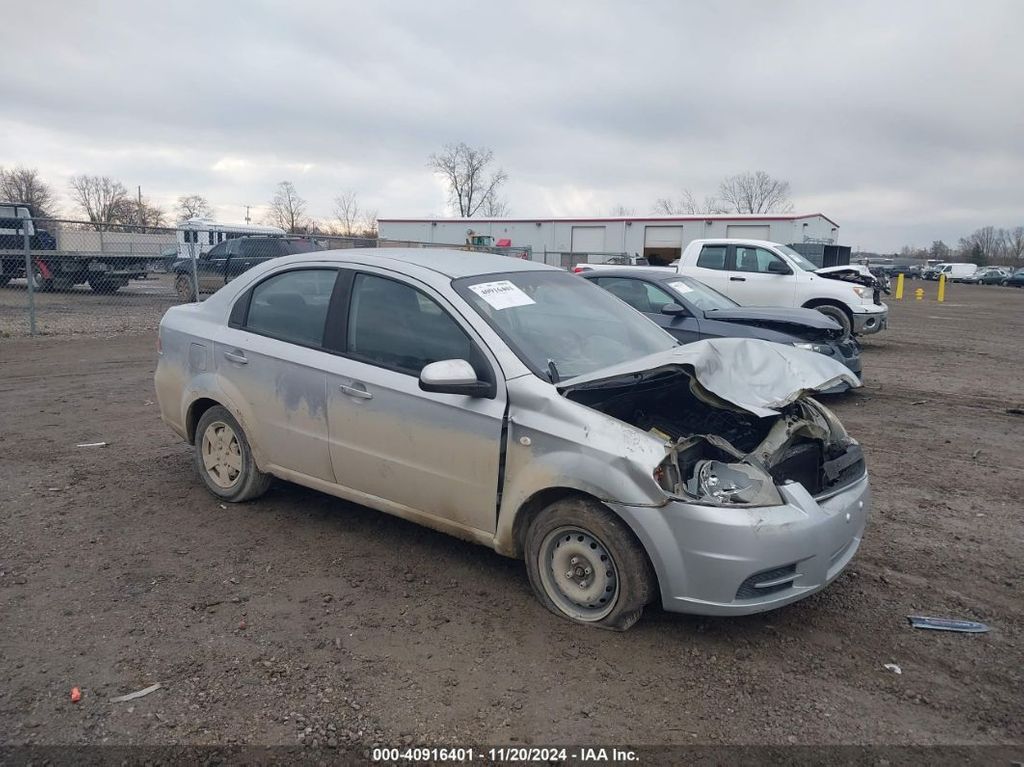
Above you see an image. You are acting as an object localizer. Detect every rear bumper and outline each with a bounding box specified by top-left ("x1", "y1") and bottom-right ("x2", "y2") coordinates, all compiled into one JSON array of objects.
[{"x1": 610, "y1": 474, "x2": 870, "y2": 616}]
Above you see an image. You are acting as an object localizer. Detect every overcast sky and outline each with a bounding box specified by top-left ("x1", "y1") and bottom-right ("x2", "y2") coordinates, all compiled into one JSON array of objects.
[{"x1": 2, "y1": 0, "x2": 1022, "y2": 251}]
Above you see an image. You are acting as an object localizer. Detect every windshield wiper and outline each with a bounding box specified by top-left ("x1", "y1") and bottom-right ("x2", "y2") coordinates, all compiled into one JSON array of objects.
[{"x1": 547, "y1": 359, "x2": 561, "y2": 384}]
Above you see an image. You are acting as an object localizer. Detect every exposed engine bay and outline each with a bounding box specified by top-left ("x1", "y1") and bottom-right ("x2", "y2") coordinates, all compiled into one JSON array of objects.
[
  {"x1": 566, "y1": 369, "x2": 866, "y2": 506},
  {"x1": 816, "y1": 264, "x2": 891, "y2": 295}
]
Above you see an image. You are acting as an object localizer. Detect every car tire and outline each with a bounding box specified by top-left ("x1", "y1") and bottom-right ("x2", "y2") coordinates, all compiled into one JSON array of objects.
[
  {"x1": 813, "y1": 303, "x2": 853, "y2": 338},
  {"x1": 524, "y1": 497, "x2": 655, "y2": 631},
  {"x1": 87, "y1": 276, "x2": 123, "y2": 294},
  {"x1": 1001, "y1": 280, "x2": 1009, "y2": 287},
  {"x1": 29, "y1": 264, "x2": 53, "y2": 292},
  {"x1": 175, "y1": 273, "x2": 197, "y2": 302},
  {"x1": 0, "y1": 273, "x2": 11, "y2": 288},
  {"x1": 193, "y1": 406, "x2": 271, "y2": 503}
]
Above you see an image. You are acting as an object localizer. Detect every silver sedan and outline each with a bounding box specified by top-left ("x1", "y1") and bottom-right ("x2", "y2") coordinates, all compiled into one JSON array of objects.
[{"x1": 155, "y1": 249, "x2": 870, "y2": 630}]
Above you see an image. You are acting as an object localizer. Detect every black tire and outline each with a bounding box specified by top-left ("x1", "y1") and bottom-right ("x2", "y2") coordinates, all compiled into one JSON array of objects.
[
  {"x1": 0, "y1": 274, "x2": 10, "y2": 288},
  {"x1": 1001, "y1": 280, "x2": 1009, "y2": 287},
  {"x1": 524, "y1": 497, "x2": 655, "y2": 631},
  {"x1": 175, "y1": 272, "x2": 197, "y2": 302},
  {"x1": 87, "y1": 276, "x2": 123, "y2": 294},
  {"x1": 813, "y1": 303, "x2": 853, "y2": 338},
  {"x1": 193, "y1": 405, "x2": 271, "y2": 502}
]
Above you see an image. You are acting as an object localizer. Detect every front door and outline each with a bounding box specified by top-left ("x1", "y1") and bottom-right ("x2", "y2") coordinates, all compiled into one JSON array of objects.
[
  {"x1": 323, "y1": 269, "x2": 506, "y2": 535},
  {"x1": 724, "y1": 245, "x2": 797, "y2": 306},
  {"x1": 198, "y1": 241, "x2": 230, "y2": 292}
]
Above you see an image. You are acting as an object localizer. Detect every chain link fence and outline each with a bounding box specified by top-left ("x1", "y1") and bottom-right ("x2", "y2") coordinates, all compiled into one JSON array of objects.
[{"x1": 0, "y1": 218, "x2": 542, "y2": 338}]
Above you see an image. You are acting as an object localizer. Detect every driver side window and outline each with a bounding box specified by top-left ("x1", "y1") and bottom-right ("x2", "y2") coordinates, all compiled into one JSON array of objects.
[{"x1": 734, "y1": 247, "x2": 786, "y2": 274}]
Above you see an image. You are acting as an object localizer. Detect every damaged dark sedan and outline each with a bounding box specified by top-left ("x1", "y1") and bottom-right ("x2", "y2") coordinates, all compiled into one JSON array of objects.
[
  {"x1": 156, "y1": 249, "x2": 870, "y2": 630},
  {"x1": 581, "y1": 269, "x2": 862, "y2": 389}
]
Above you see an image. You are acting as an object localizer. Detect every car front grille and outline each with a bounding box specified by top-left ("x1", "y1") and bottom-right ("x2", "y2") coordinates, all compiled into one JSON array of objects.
[{"x1": 735, "y1": 563, "x2": 798, "y2": 600}]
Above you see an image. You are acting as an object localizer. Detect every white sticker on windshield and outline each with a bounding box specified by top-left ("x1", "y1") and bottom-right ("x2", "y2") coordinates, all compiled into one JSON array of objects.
[
  {"x1": 467, "y1": 280, "x2": 536, "y2": 310},
  {"x1": 668, "y1": 281, "x2": 694, "y2": 294}
]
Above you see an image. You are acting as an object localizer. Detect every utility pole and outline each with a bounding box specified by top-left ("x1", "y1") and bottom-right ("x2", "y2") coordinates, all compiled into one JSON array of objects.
[{"x1": 245, "y1": 205, "x2": 251, "y2": 225}]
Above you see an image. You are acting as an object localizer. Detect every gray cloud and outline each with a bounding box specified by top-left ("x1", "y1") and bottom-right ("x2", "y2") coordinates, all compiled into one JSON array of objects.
[{"x1": 2, "y1": 0, "x2": 1021, "y2": 249}]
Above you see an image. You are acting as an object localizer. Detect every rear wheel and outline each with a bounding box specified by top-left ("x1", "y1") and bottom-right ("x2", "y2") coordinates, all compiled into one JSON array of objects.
[
  {"x1": 175, "y1": 273, "x2": 197, "y2": 302},
  {"x1": 0, "y1": 273, "x2": 10, "y2": 288},
  {"x1": 87, "y1": 276, "x2": 126, "y2": 293},
  {"x1": 193, "y1": 406, "x2": 271, "y2": 502},
  {"x1": 524, "y1": 497, "x2": 655, "y2": 631}
]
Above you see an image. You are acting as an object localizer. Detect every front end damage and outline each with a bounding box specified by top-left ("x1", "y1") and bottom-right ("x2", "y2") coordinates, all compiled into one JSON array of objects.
[{"x1": 558, "y1": 338, "x2": 869, "y2": 615}]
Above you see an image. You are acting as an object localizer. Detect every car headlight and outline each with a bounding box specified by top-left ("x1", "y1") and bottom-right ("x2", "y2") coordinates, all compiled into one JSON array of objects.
[
  {"x1": 792, "y1": 341, "x2": 834, "y2": 355},
  {"x1": 851, "y1": 286, "x2": 870, "y2": 298},
  {"x1": 684, "y1": 460, "x2": 782, "y2": 507}
]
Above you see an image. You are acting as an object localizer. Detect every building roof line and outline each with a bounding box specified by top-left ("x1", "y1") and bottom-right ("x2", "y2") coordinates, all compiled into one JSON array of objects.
[{"x1": 379, "y1": 213, "x2": 841, "y2": 228}]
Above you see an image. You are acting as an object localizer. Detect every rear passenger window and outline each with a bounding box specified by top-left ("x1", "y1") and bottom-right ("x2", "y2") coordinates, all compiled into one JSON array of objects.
[
  {"x1": 244, "y1": 269, "x2": 338, "y2": 346},
  {"x1": 347, "y1": 273, "x2": 472, "y2": 375},
  {"x1": 696, "y1": 246, "x2": 727, "y2": 270}
]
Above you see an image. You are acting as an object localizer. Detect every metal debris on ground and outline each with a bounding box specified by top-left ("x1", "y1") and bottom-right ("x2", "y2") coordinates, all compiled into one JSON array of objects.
[
  {"x1": 110, "y1": 682, "x2": 162, "y2": 703},
  {"x1": 75, "y1": 441, "x2": 109, "y2": 448},
  {"x1": 882, "y1": 663, "x2": 902, "y2": 675},
  {"x1": 70, "y1": 687, "x2": 82, "y2": 703},
  {"x1": 908, "y1": 616, "x2": 990, "y2": 633}
]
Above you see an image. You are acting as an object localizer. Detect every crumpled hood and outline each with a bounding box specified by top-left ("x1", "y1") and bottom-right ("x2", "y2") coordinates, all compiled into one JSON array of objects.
[
  {"x1": 816, "y1": 264, "x2": 888, "y2": 292},
  {"x1": 558, "y1": 337, "x2": 860, "y2": 418},
  {"x1": 703, "y1": 306, "x2": 843, "y2": 338}
]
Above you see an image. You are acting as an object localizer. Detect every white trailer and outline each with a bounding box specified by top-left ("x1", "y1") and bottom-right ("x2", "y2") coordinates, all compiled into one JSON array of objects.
[{"x1": 378, "y1": 213, "x2": 840, "y2": 266}]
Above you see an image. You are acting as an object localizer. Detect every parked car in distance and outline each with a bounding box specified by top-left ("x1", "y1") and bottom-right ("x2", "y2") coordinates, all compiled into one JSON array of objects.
[
  {"x1": 922, "y1": 263, "x2": 947, "y2": 280},
  {"x1": 580, "y1": 269, "x2": 861, "y2": 390},
  {"x1": 1002, "y1": 268, "x2": 1024, "y2": 288},
  {"x1": 155, "y1": 249, "x2": 868, "y2": 630},
  {"x1": 170, "y1": 235, "x2": 325, "y2": 301},
  {"x1": 937, "y1": 262, "x2": 978, "y2": 282},
  {"x1": 963, "y1": 266, "x2": 1010, "y2": 285}
]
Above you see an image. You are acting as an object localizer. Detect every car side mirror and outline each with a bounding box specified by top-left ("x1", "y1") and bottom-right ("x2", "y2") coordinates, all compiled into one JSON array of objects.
[
  {"x1": 660, "y1": 302, "x2": 688, "y2": 316},
  {"x1": 419, "y1": 359, "x2": 491, "y2": 397},
  {"x1": 767, "y1": 260, "x2": 792, "y2": 275}
]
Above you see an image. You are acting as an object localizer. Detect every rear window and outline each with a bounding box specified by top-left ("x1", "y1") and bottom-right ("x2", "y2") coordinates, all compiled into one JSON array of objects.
[
  {"x1": 282, "y1": 239, "x2": 323, "y2": 255},
  {"x1": 696, "y1": 245, "x2": 726, "y2": 270}
]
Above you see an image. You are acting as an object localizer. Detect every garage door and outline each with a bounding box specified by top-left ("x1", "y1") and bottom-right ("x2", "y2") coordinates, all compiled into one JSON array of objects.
[
  {"x1": 726, "y1": 224, "x2": 771, "y2": 240},
  {"x1": 571, "y1": 226, "x2": 606, "y2": 253},
  {"x1": 644, "y1": 226, "x2": 684, "y2": 247}
]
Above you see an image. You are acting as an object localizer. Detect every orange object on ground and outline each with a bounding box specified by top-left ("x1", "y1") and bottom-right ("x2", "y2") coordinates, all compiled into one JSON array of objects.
[{"x1": 70, "y1": 687, "x2": 82, "y2": 703}]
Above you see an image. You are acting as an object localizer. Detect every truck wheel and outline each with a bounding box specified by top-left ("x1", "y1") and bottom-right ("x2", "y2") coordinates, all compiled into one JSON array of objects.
[
  {"x1": 0, "y1": 274, "x2": 10, "y2": 288},
  {"x1": 813, "y1": 303, "x2": 853, "y2": 338},
  {"x1": 193, "y1": 406, "x2": 271, "y2": 502},
  {"x1": 87, "y1": 276, "x2": 123, "y2": 294},
  {"x1": 29, "y1": 265, "x2": 53, "y2": 292},
  {"x1": 175, "y1": 273, "x2": 197, "y2": 302},
  {"x1": 524, "y1": 497, "x2": 655, "y2": 631}
]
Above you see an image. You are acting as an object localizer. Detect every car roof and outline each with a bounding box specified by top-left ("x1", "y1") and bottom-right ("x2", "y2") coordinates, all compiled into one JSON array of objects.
[
  {"x1": 289, "y1": 247, "x2": 560, "y2": 279},
  {"x1": 580, "y1": 267, "x2": 677, "y2": 281}
]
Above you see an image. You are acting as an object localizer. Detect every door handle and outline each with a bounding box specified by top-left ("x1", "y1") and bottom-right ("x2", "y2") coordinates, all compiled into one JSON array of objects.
[
  {"x1": 223, "y1": 350, "x2": 248, "y2": 364},
  {"x1": 338, "y1": 382, "x2": 373, "y2": 400},
  {"x1": 730, "y1": 276, "x2": 747, "y2": 282}
]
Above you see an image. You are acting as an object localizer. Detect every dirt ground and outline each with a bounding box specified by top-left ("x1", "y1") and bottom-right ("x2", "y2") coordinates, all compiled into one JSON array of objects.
[{"x1": 1, "y1": 283, "x2": 1022, "y2": 752}]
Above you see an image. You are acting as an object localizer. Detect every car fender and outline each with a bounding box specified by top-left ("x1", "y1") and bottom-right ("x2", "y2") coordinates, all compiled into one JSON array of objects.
[{"x1": 180, "y1": 372, "x2": 268, "y2": 469}]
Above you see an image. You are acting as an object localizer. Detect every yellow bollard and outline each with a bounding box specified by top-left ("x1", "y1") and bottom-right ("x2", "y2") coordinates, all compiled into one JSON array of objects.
[
  {"x1": 915, "y1": 287, "x2": 924, "y2": 300},
  {"x1": 938, "y1": 274, "x2": 946, "y2": 303},
  {"x1": 895, "y1": 272, "x2": 905, "y2": 300}
]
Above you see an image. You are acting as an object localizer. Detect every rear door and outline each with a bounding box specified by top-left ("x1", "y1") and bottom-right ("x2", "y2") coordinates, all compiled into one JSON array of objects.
[
  {"x1": 321, "y1": 268, "x2": 506, "y2": 535},
  {"x1": 214, "y1": 267, "x2": 341, "y2": 481},
  {"x1": 685, "y1": 243, "x2": 731, "y2": 294},
  {"x1": 724, "y1": 244, "x2": 797, "y2": 306}
]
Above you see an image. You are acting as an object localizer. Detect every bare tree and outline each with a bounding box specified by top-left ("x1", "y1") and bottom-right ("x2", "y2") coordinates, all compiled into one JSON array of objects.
[
  {"x1": 607, "y1": 204, "x2": 636, "y2": 216},
  {"x1": 929, "y1": 240, "x2": 951, "y2": 261},
  {"x1": 1003, "y1": 226, "x2": 1024, "y2": 262},
  {"x1": 175, "y1": 194, "x2": 213, "y2": 222},
  {"x1": 110, "y1": 196, "x2": 168, "y2": 229},
  {"x1": 428, "y1": 142, "x2": 508, "y2": 217},
  {"x1": 717, "y1": 171, "x2": 793, "y2": 214},
  {"x1": 481, "y1": 196, "x2": 510, "y2": 217},
  {"x1": 359, "y1": 208, "x2": 378, "y2": 237},
  {"x1": 652, "y1": 190, "x2": 727, "y2": 215},
  {"x1": 68, "y1": 175, "x2": 129, "y2": 226},
  {"x1": 958, "y1": 226, "x2": 1003, "y2": 264},
  {"x1": 266, "y1": 181, "x2": 308, "y2": 233},
  {"x1": 333, "y1": 190, "x2": 362, "y2": 236},
  {"x1": 0, "y1": 166, "x2": 58, "y2": 218}
]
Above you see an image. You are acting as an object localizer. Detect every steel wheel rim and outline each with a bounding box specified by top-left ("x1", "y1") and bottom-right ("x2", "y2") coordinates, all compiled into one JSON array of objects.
[
  {"x1": 201, "y1": 420, "x2": 243, "y2": 489},
  {"x1": 176, "y1": 274, "x2": 193, "y2": 299},
  {"x1": 538, "y1": 526, "x2": 619, "y2": 621}
]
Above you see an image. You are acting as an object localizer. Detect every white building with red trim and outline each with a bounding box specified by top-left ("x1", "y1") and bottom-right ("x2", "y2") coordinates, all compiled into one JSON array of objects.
[{"x1": 378, "y1": 213, "x2": 840, "y2": 265}]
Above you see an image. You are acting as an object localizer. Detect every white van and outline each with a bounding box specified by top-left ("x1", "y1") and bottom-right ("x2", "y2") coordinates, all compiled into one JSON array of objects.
[{"x1": 938, "y1": 263, "x2": 978, "y2": 282}]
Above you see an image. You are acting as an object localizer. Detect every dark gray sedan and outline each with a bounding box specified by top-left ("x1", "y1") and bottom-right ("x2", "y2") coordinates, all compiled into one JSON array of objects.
[{"x1": 581, "y1": 269, "x2": 862, "y2": 387}]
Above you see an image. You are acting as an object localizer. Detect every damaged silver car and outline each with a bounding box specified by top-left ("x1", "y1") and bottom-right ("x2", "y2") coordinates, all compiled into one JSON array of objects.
[{"x1": 155, "y1": 249, "x2": 870, "y2": 630}]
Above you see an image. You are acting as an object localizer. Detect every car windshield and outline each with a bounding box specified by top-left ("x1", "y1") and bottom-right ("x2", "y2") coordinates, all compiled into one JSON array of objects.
[
  {"x1": 455, "y1": 270, "x2": 678, "y2": 382},
  {"x1": 659, "y1": 276, "x2": 737, "y2": 312},
  {"x1": 776, "y1": 244, "x2": 820, "y2": 272}
]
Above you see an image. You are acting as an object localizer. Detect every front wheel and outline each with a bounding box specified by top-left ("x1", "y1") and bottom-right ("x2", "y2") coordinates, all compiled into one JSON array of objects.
[
  {"x1": 813, "y1": 303, "x2": 853, "y2": 338},
  {"x1": 193, "y1": 406, "x2": 271, "y2": 502},
  {"x1": 524, "y1": 497, "x2": 655, "y2": 631},
  {"x1": 29, "y1": 264, "x2": 53, "y2": 292}
]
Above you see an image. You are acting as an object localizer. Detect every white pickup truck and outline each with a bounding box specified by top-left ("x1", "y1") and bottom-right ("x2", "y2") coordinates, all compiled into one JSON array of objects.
[{"x1": 578, "y1": 238, "x2": 888, "y2": 337}]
